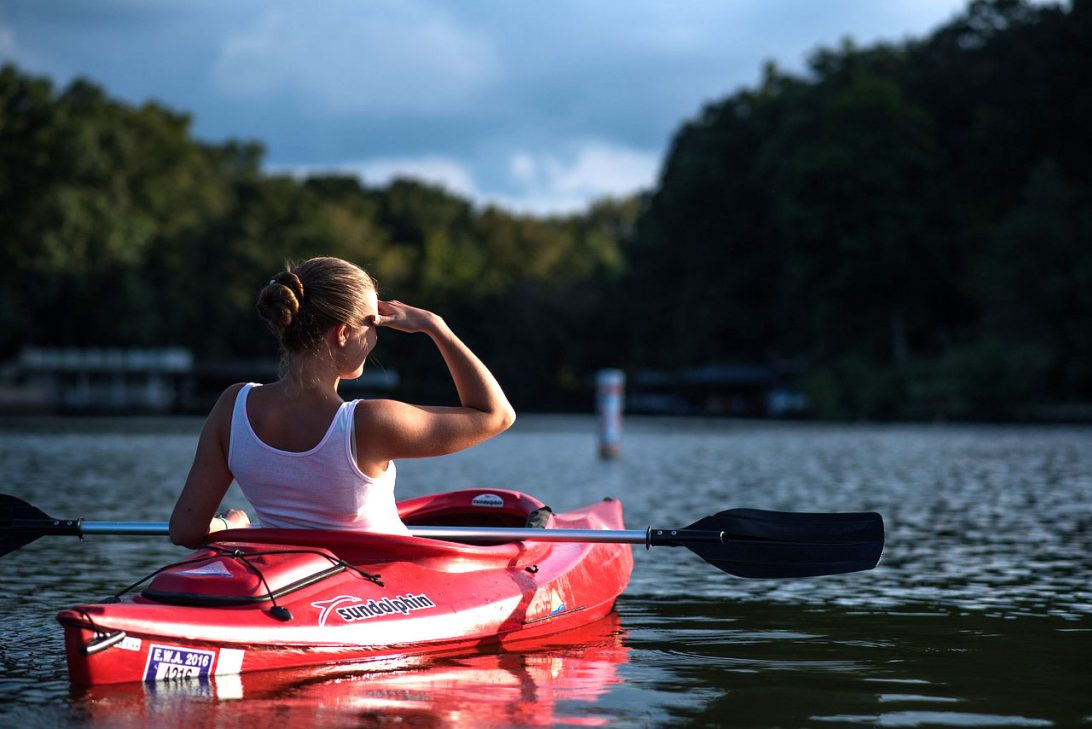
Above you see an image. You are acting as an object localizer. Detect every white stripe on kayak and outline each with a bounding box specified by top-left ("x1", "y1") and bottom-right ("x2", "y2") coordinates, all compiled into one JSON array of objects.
[{"x1": 216, "y1": 648, "x2": 245, "y2": 676}]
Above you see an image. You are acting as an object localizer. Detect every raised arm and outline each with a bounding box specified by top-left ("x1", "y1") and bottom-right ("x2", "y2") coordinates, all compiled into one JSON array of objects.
[{"x1": 354, "y1": 300, "x2": 515, "y2": 469}]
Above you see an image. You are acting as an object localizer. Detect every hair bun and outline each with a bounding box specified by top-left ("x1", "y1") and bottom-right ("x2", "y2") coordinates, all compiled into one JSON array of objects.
[
  {"x1": 257, "y1": 270, "x2": 305, "y2": 331},
  {"x1": 271, "y1": 271, "x2": 305, "y2": 302}
]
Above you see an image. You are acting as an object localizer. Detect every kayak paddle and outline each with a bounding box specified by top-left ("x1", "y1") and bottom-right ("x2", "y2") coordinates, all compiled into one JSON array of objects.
[{"x1": 1, "y1": 493, "x2": 883, "y2": 578}]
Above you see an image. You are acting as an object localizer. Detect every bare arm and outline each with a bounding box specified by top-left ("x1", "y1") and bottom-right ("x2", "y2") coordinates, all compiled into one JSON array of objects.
[
  {"x1": 169, "y1": 384, "x2": 250, "y2": 548},
  {"x1": 356, "y1": 300, "x2": 516, "y2": 466}
]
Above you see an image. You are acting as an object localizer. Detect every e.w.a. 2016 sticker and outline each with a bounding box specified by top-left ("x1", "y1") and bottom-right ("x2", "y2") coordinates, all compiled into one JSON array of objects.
[{"x1": 143, "y1": 644, "x2": 216, "y2": 683}]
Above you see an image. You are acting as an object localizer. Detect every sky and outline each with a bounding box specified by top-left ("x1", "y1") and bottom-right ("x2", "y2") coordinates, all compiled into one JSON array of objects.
[{"x1": 1, "y1": 0, "x2": 977, "y2": 215}]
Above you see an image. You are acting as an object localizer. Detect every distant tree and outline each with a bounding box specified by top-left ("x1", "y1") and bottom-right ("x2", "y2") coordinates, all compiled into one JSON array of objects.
[
  {"x1": 0, "y1": 65, "x2": 239, "y2": 353},
  {"x1": 778, "y1": 67, "x2": 945, "y2": 366},
  {"x1": 625, "y1": 65, "x2": 793, "y2": 369},
  {"x1": 625, "y1": 0, "x2": 1090, "y2": 417},
  {"x1": 975, "y1": 159, "x2": 1092, "y2": 397}
]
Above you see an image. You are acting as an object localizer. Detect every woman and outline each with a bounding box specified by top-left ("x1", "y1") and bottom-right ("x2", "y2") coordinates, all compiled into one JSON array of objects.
[{"x1": 169, "y1": 257, "x2": 515, "y2": 548}]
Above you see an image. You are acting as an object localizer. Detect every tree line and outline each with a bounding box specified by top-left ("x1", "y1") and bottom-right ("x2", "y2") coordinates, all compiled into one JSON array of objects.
[
  {"x1": 1, "y1": 0, "x2": 1089, "y2": 418},
  {"x1": 627, "y1": 0, "x2": 1091, "y2": 418}
]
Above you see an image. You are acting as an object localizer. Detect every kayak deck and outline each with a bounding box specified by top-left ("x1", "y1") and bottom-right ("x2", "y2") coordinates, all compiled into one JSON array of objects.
[{"x1": 57, "y1": 489, "x2": 633, "y2": 685}]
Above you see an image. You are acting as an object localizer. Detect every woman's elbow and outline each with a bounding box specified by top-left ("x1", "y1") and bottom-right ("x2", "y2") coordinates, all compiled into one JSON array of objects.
[
  {"x1": 495, "y1": 405, "x2": 516, "y2": 434},
  {"x1": 169, "y1": 521, "x2": 205, "y2": 550},
  {"x1": 476, "y1": 405, "x2": 515, "y2": 439}
]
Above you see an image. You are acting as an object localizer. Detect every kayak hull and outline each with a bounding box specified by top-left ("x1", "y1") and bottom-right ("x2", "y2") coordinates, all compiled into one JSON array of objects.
[
  {"x1": 73, "y1": 613, "x2": 630, "y2": 727},
  {"x1": 57, "y1": 489, "x2": 633, "y2": 685}
]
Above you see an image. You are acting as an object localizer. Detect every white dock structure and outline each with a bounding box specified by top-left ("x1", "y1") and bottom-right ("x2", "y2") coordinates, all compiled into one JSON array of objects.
[{"x1": 5, "y1": 347, "x2": 194, "y2": 413}]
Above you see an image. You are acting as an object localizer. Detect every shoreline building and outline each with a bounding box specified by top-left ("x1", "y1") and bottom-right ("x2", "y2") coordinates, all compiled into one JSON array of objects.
[
  {"x1": 0, "y1": 347, "x2": 194, "y2": 414},
  {"x1": 0, "y1": 348, "x2": 401, "y2": 415}
]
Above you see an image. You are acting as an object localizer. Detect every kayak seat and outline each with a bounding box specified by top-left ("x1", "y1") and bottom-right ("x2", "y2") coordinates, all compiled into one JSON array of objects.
[{"x1": 524, "y1": 506, "x2": 553, "y2": 528}]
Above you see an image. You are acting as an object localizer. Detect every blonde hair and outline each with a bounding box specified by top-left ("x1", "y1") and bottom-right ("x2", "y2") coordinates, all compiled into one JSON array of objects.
[{"x1": 256, "y1": 257, "x2": 377, "y2": 352}]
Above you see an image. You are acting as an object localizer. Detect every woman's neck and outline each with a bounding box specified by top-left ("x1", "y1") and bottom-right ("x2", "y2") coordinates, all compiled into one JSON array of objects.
[{"x1": 279, "y1": 353, "x2": 343, "y2": 399}]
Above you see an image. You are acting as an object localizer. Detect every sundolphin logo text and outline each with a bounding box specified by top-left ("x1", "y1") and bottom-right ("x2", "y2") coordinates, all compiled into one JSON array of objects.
[
  {"x1": 311, "y1": 595, "x2": 363, "y2": 627},
  {"x1": 336, "y1": 594, "x2": 436, "y2": 622}
]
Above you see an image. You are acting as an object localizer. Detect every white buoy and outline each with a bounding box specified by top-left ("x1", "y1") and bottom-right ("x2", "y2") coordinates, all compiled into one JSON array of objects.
[{"x1": 596, "y1": 369, "x2": 625, "y2": 459}]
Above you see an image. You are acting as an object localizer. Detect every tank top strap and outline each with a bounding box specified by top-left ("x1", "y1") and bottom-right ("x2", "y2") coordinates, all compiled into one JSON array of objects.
[
  {"x1": 228, "y1": 383, "x2": 260, "y2": 466},
  {"x1": 341, "y1": 399, "x2": 360, "y2": 463}
]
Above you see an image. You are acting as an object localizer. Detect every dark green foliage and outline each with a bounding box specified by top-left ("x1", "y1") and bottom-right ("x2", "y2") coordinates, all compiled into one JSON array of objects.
[
  {"x1": 625, "y1": 0, "x2": 1091, "y2": 418},
  {"x1": 0, "y1": 62, "x2": 634, "y2": 411}
]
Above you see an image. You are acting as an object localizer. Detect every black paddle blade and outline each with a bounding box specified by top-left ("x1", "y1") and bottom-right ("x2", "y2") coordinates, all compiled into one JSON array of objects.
[
  {"x1": 684, "y1": 508, "x2": 885, "y2": 578},
  {"x1": 0, "y1": 494, "x2": 54, "y2": 557}
]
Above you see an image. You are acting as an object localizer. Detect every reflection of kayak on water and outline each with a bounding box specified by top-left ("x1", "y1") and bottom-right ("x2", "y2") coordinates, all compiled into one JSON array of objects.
[
  {"x1": 55, "y1": 489, "x2": 635, "y2": 685},
  {"x1": 75, "y1": 612, "x2": 630, "y2": 729}
]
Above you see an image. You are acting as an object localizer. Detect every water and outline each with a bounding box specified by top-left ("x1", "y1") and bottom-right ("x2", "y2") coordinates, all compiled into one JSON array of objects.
[{"x1": 1, "y1": 416, "x2": 1089, "y2": 727}]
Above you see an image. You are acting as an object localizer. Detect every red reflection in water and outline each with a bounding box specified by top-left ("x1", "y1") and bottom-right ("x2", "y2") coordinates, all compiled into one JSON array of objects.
[{"x1": 75, "y1": 612, "x2": 629, "y2": 728}]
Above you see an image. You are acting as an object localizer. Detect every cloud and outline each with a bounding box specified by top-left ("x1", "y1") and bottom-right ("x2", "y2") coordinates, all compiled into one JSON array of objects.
[
  {"x1": 271, "y1": 155, "x2": 479, "y2": 199},
  {"x1": 212, "y1": 0, "x2": 498, "y2": 116},
  {"x1": 492, "y1": 141, "x2": 661, "y2": 215},
  {"x1": 270, "y1": 141, "x2": 658, "y2": 216},
  {"x1": 0, "y1": 21, "x2": 35, "y2": 67},
  {"x1": 357, "y1": 156, "x2": 478, "y2": 198},
  {"x1": 1, "y1": 0, "x2": 983, "y2": 215}
]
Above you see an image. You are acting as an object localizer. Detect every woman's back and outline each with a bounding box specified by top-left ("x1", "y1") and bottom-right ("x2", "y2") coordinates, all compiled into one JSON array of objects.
[
  {"x1": 243, "y1": 382, "x2": 344, "y2": 454},
  {"x1": 227, "y1": 383, "x2": 408, "y2": 533}
]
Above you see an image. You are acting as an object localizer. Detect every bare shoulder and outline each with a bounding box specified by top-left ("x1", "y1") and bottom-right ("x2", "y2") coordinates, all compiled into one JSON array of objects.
[
  {"x1": 352, "y1": 398, "x2": 402, "y2": 429},
  {"x1": 351, "y1": 399, "x2": 404, "y2": 472},
  {"x1": 212, "y1": 383, "x2": 248, "y2": 416},
  {"x1": 352, "y1": 398, "x2": 429, "y2": 449},
  {"x1": 206, "y1": 383, "x2": 249, "y2": 442}
]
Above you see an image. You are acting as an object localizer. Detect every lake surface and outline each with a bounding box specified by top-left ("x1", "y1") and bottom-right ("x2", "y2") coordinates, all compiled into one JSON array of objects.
[{"x1": 1, "y1": 415, "x2": 1089, "y2": 727}]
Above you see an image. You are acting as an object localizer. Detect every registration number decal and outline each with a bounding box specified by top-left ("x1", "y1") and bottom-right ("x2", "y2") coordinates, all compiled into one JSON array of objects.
[{"x1": 143, "y1": 644, "x2": 216, "y2": 683}]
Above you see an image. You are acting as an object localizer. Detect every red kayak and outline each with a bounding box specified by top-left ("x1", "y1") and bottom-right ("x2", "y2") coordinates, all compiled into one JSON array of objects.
[{"x1": 56, "y1": 489, "x2": 633, "y2": 686}]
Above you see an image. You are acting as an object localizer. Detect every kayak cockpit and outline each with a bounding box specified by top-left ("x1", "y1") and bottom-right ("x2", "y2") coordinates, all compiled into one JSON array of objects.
[
  {"x1": 205, "y1": 488, "x2": 556, "y2": 570},
  {"x1": 140, "y1": 490, "x2": 559, "y2": 607},
  {"x1": 398, "y1": 488, "x2": 553, "y2": 530}
]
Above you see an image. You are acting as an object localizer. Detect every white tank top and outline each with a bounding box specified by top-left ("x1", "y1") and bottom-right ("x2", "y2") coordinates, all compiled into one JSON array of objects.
[{"x1": 227, "y1": 383, "x2": 409, "y2": 533}]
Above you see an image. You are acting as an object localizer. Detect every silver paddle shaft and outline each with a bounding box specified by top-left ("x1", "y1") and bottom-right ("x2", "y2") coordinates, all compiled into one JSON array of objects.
[
  {"x1": 409, "y1": 526, "x2": 650, "y2": 543},
  {"x1": 76, "y1": 521, "x2": 645, "y2": 542},
  {"x1": 79, "y1": 521, "x2": 170, "y2": 535},
  {"x1": 75, "y1": 522, "x2": 725, "y2": 547}
]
